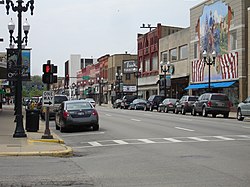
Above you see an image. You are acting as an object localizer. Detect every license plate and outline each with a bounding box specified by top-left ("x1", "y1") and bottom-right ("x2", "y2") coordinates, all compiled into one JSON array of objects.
[
  {"x1": 78, "y1": 112, "x2": 85, "y2": 116},
  {"x1": 169, "y1": 104, "x2": 173, "y2": 107},
  {"x1": 216, "y1": 102, "x2": 224, "y2": 107}
]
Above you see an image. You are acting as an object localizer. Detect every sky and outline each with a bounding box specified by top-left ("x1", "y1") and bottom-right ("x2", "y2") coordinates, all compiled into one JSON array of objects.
[{"x1": 0, "y1": 0, "x2": 204, "y2": 77}]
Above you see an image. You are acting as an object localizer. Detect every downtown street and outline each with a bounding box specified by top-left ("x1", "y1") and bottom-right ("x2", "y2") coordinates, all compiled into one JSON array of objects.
[{"x1": 0, "y1": 106, "x2": 250, "y2": 186}]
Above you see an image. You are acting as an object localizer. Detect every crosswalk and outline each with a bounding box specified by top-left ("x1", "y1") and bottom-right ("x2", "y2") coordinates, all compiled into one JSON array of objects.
[{"x1": 73, "y1": 135, "x2": 250, "y2": 149}]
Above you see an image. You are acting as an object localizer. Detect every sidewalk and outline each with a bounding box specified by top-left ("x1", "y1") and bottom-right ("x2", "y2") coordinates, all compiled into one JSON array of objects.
[{"x1": 0, "y1": 105, "x2": 73, "y2": 157}]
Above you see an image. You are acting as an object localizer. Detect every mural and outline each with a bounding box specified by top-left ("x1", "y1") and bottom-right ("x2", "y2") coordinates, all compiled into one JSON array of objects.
[{"x1": 193, "y1": 0, "x2": 237, "y2": 83}]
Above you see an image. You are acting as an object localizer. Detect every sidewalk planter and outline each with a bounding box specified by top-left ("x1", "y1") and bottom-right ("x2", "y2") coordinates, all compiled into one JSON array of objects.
[{"x1": 25, "y1": 109, "x2": 39, "y2": 132}]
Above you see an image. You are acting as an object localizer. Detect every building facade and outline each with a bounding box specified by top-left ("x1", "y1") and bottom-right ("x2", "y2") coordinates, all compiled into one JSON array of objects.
[
  {"x1": 137, "y1": 23, "x2": 183, "y2": 99},
  {"x1": 159, "y1": 27, "x2": 190, "y2": 99},
  {"x1": 188, "y1": 0, "x2": 250, "y2": 107}
]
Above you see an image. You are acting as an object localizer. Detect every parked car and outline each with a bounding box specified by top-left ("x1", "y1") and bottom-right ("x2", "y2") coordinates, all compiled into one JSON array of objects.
[
  {"x1": 128, "y1": 99, "x2": 149, "y2": 110},
  {"x1": 158, "y1": 98, "x2": 177, "y2": 113},
  {"x1": 41, "y1": 95, "x2": 68, "y2": 120},
  {"x1": 191, "y1": 93, "x2": 231, "y2": 118},
  {"x1": 81, "y1": 98, "x2": 96, "y2": 107},
  {"x1": 237, "y1": 96, "x2": 250, "y2": 121},
  {"x1": 175, "y1": 95, "x2": 198, "y2": 115},
  {"x1": 147, "y1": 95, "x2": 165, "y2": 111},
  {"x1": 112, "y1": 99, "x2": 122, "y2": 109},
  {"x1": 120, "y1": 95, "x2": 137, "y2": 109},
  {"x1": 55, "y1": 100, "x2": 99, "y2": 132}
]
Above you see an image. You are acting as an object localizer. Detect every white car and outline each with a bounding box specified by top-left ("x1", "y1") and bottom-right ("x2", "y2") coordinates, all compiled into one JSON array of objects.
[{"x1": 81, "y1": 98, "x2": 96, "y2": 107}]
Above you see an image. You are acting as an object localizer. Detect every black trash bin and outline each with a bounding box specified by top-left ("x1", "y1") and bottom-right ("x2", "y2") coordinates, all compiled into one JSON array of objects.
[{"x1": 25, "y1": 109, "x2": 39, "y2": 132}]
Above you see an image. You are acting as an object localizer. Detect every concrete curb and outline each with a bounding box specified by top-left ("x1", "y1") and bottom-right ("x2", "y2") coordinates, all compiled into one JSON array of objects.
[{"x1": 0, "y1": 144, "x2": 73, "y2": 157}]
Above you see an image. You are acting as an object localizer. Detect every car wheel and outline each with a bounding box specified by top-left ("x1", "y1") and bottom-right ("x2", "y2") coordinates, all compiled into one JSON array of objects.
[
  {"x1": 181, "y1": 107, "x2": 186, "y2": 115},
  {"x1": 157, "y1": 107, "x2": 161, "y2": 112},
  {"x1": 93, "y1": 124, "x2": 99, "y2": 131},
  {"x1": 202, "y1": 107, "x2": 207, "y2": 117},
  {"x1": 150, "y1": 106, "x2": 153, "y2": 112},
  {"x1": 164, "y1": 107, "x2": 168, "y2": 113},
  {"x1": 223, "y1": 112, "x2": 229, "y2": 118},
  {"x1": 237, "y1": 109, "x2": 244, "y2": 121},
  {"x1": 192, "y1": 107, "x2": 196, "y2": 116},
  {"x1": 212, "y1": 114, "x2": 216, "y2": 118},
  {"x1": 175, "y1": 107, "x2": 179, "y2": 114},
  {"x1": 55, "y1": 119, "x2": 60, "y2": 130},
  {"x1": 60, "y1": 126, "x2": 66, "y2": 133}
]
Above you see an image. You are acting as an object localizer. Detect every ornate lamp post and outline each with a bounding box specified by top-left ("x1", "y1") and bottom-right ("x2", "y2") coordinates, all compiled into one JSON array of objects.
[
  {"x1": 97, "y1": 77, "x2": 104, "y2": 106},
  {"x1": 160, "y1": 61, "x2": 170, "y2": 98},
  {"x1": 203, "y1": 50, "x2": 216, "y2": 92},
  {"x1": 115, "y1": 72, "x2": 123, "y2": 99},
  {"x1": 5, "y1": 0, "x2": 34, "y2": 138},
  {"x1": 88, "y1": 79, "x2": 94, "y2": 98}
]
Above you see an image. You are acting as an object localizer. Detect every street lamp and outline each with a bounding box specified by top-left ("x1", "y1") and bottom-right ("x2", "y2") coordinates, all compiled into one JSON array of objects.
[
  {"x1": 88, "y1": 79, "x2": 94, "y2": 98},
  {"x1": 202, "y1": 50, "x2": 216, "y2": 92},
  {"x1": 115, "y1": 72, "x2": 123, "y2": 99},
  {"x1": 5, "y1": 0, "x2": 34, "y2": 138},
  {"x1": 160, "y1": 61, "x2": 170, "y2": 98},
  {"x1": 133, "y1": 67, "x2": 141, "y2": 97},
  {"x1": 97, "y1": 77, "x2": 104, "y2": 106}
]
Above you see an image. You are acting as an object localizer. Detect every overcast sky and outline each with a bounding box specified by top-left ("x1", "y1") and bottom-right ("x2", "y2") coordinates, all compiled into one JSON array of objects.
[{"x1": 0, "y1": 0, "x2": 204, "y2": 76}]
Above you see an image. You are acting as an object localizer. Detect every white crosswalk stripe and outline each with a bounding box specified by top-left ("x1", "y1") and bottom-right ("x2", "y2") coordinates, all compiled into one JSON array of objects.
[
  {"x1": 188, "y1": 137, "x2": 209, "y2": 141},
  {"x1": 113, "y1": 140, "x2": 129, "y2": 145},
  {"x1": 163, "y1": 138, "x2": 183, "y2": 143},
  {"x1": 214, "y1": 136, "x2": 235, "y2": 141},
  {"x1": 138, "y1": 139, "x2": 155, "y2": 143},
  {"x1": 73, "y1": 135, "x2": 250, "y2": 149}
]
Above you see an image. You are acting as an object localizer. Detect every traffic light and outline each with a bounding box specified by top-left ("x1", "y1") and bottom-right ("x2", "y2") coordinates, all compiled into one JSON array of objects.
[{"x1": 42, "y1": 61, "x2": 58, "y2": 84}]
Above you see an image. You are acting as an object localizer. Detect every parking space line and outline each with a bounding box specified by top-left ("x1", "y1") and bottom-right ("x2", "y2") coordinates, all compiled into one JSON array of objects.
[
  {"x1": 131, "y1": 119, "x2": 141, "y2": 122},
  {"x1": 175, "y1": 127, "x2": 195, "y2": 132}
]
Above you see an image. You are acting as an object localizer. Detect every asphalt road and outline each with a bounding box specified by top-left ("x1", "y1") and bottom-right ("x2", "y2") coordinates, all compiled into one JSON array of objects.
[
  {"x1": 55, "y1": 106, "x2": 250, "y2": 187},
  {"x1": 0, "y1": 106, "x2": 249, "y2": 187}
]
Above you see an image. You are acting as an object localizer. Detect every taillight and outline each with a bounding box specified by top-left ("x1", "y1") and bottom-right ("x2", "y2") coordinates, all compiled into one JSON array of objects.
[
  {"x1": 207, "y1": 101, "x2": 212, "y2": 107},
  {"x1": 228, "y1": 101, "x2": 232, "y2": 108},
  {"x1": 63, "y1": 111, "x2": 70, "y2": 119},
  {"x1": 92, "y1": 109, "x2": 98, "y2": 116}
]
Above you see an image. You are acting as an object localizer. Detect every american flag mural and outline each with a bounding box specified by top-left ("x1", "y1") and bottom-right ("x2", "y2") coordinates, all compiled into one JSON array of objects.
[
  {"x1": 192, "y1": 52, "x2": 238, "y2": 82},
  {"x1": 219, "y1": 52, "x2": 238, "y2": 79},
  {"x1": 192, "y1": 59, "x2": 205, "y2": 82}
]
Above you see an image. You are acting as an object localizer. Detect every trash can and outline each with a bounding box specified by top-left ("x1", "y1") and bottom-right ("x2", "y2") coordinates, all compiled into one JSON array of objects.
[{"x1": 25, "y1": 109, "x2": 39, "y2": 132}]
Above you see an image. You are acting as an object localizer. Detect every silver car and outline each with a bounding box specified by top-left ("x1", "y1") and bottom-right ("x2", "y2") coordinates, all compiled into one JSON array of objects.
[
  {"x1": 237, "y1": 96, "x2": 250, "y2": 121},
  {"x1": 55, "y1": 100, "x2": 99, "y2": 132}
]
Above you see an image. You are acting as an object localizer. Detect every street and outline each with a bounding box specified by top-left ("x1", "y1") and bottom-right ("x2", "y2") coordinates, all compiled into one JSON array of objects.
[{"x1": 0, "y1": 106, "x2": 250, "y2": 186}]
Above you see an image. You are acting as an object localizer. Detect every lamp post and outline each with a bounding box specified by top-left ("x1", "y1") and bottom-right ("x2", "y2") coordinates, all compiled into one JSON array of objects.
[
  {"x1": 115, "y1": 72, "x2": 123, "y2": 99},
  {"x1": 88, "y1": 79, "x2": 94, "y2": 98},
  {"x1": 6, "y1": 0, "x2": 34, "y2": 138},
  {"x1": 133, "y1": 67, "x2": 141, "y2": 97},
  {"x1": 202, "y1": 50, "x2": 216, "y2": 93},
  {"x1": 97, "y1": 77, "x2": 104, "y2": 106},
  {"x1": 160, "y1": 61, "x2": 170, "y2": 98}
]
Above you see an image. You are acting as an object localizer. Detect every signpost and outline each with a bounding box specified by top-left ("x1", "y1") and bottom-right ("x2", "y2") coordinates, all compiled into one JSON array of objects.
[{"x1": 42, "y1": 91, "x2": 54, "y2": 107}]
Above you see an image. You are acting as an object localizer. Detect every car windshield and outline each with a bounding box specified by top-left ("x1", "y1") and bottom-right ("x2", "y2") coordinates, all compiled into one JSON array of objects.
[
  {"x1": 134, "y1": 99, "x2": 146, "y2": 103},
  {"x1": 211, "y1": 95, "x2": 229, "y2": 101},
  {"x1": 66, "y1": 102, "x2": 92, "y2": 110},
  {"x1": 54, "y1": 96, "x2": 68, "y2": 104}
]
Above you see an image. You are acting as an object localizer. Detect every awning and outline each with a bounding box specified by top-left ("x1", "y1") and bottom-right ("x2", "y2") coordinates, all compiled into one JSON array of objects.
[{"x1": 184, "y1": 81, "x2": 236, "y2": 90}]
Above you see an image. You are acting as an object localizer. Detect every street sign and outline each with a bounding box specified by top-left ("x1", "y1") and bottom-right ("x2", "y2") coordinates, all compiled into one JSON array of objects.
[
  {"x1": 42, "y1": 91, "x2": 54, "y2": 107},
  {"x1": 82, "y1": 76, "x2": 90, "y2": 80}
]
